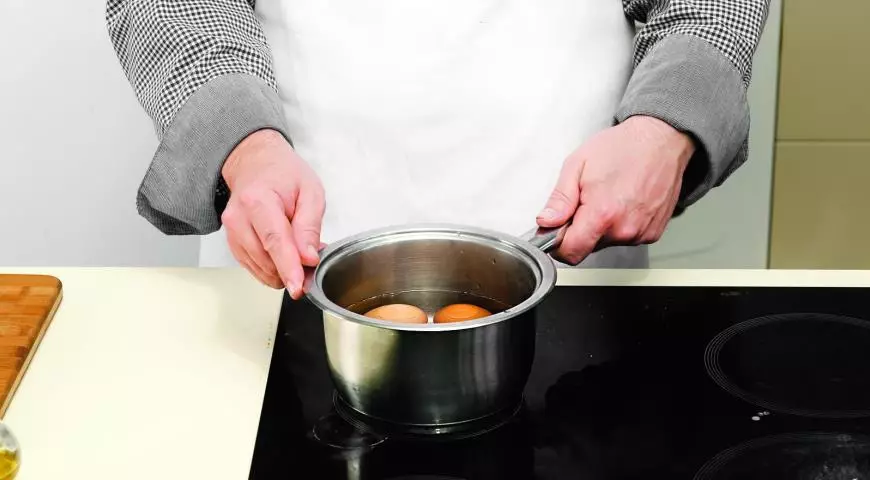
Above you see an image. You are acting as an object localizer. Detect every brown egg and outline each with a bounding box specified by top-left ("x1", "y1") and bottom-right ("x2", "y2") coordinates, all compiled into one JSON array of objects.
[
  {"x1": 433, "y1": 303, "x2": 492, "y2": 324},
  {"x1": 364, "y1": 303, "x2": 428, "y2": 324}
]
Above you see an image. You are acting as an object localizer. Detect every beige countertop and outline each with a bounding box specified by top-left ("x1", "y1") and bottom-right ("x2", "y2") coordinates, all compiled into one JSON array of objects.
[
  {"x1": 1, "y1": 268, "x2": 283, "y2": 480},
  {"x1": 3, "y1": 267, "x2": 870, "y2": 479}
]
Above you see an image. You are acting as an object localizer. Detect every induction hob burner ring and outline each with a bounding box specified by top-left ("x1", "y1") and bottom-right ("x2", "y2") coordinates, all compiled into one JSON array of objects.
[
  {"x1": 332, "y1": 391, "x2": 523, "y2": 441},
  {"x1": 704, "y1": 312, "x2": 870, "y2": 419},
  {"x1": 693, "y1": 432, "x2": 870, "y2": 480}
]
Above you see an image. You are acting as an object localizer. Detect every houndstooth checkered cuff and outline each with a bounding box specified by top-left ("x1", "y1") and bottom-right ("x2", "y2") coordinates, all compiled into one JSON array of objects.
[
  {"x1": 615, "y1": 34, "x2": 751, "y2": 211},
  {"x1": 136, "y1": 73, "x2": 290, "y2": 235}
]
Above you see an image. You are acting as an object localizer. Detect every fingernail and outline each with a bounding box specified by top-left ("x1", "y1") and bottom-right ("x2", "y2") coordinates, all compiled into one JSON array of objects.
[
  {"x1": 537, "y1": 208, "x2": 558, "y2": 221},
  {"x1": 285, "y1": 281, "x2": 298, "y2": 297},
  {"x1": 307, "y1": 245, "x2": 320, "y2": 260},
  {"x1": 290, "y1": 271, "x2": 306, "y2": 298}
]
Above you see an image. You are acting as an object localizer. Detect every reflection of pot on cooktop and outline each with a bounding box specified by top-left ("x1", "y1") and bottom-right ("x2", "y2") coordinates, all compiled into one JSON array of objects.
[
  {"x1": 307, "y1": 405, "x2": 535, "y2": 480},
  {"x1": 705, "y1": 313, "x2": 870, "y2": 418}
]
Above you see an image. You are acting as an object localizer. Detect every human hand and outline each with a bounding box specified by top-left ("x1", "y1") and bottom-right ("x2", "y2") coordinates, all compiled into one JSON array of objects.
[
  {"x1": 536, "y1": 115, "x2": 695, "y2": 265},
  {"x1": 220, "y1": 129, "x2": 325, "y2": 298}
]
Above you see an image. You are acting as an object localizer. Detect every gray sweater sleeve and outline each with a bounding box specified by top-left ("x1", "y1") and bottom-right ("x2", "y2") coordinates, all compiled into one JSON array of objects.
[
  {"x1": 106, "y1": 0, "x2": 290, "y2": 235},
  {"x1": 137, "y1": 74, "x2": 290, "y2": 234},
  {"x1": 618, "y1": 0, "x2": 771, "y2": 210}
]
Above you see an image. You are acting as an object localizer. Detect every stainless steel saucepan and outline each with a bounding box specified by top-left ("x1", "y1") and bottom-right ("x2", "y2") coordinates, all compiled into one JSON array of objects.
[{"x1": 305, "y1": 223, "x2": 567, "y2": 433}]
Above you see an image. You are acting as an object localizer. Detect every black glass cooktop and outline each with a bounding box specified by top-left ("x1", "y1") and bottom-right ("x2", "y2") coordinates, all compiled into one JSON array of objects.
[{"x1": 249, "y1": 286, "x2": 870, "y2": 479}]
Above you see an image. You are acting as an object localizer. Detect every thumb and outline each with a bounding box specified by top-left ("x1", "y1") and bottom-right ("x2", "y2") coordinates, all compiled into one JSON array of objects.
[
  {"x1": 537, "y1": 159, "x2": 583, "y2": 228},
  {"x1": 289, "y1": 184, "x2": 325, "y2": 268}
]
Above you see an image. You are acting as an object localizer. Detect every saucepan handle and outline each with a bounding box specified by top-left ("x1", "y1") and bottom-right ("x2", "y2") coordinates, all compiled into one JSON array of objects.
[{"x1": 522, "y1": 222, "x2": 571, "y2": 254}]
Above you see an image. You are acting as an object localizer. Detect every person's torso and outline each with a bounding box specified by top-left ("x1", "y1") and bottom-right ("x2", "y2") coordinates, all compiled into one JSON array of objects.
[{"x1": 199, "y1": 1, "x2": 647, "y2": 268}]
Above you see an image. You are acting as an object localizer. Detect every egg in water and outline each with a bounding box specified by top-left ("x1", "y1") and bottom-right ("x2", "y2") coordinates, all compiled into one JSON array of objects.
[
  {"x1": 364, "y1": 303, "x2": 428, "y2": 324},
  {"x1": 433, "y1": 303, "x2": 492, "y2": 324}
]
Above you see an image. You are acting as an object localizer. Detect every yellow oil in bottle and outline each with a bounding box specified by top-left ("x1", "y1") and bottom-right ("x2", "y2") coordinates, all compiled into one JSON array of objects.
[
  {"x1": 0, "y1": 422, "x2": 20, "y2": 480},
  {"x1": 0, "y1": 449, "x2": 18, "y2": 479}
]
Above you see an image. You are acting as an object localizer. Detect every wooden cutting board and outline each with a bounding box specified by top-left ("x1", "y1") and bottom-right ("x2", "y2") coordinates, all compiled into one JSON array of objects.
[{"x1": 0, "y1": 275, "x2": 62, "y2": 417}]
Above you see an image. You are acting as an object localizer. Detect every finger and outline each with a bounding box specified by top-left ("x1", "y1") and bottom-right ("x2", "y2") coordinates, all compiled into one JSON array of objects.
[
  {"x1": 605, "y1": 207, "x2": 651, "y2": 246},
  {"x1": 638, "y1": 211, "x2": 667, "y2": 245},
  {"x1": 227, "y1": 235, "x2": 281, "y2": 288},
  {"x1": 639, "y1": 188, "x2": 681, "y2": 244},
  {"x1": 639, "y1": 205, "x2": 674, "y2": 244},
  {"x1": 227, "y1": 220, "x2": 282, "y2": 285},
  {"x1": 554, "y1": 203, "x2": 612, "y2": 265},
  {"x1": 289, "y1": 184, "x2": 325, "y2": 268},
  {"x1": 537, "y1": 157, "x2": 585, "y2": 228},
  {"x1": 240, "y1": 246, "x2": 283, "y2": 289},
  {"x1": 244, "y1": 192, "x2": 306, "y2": 299},
  {"x1": 227, "y1": 238, "x2": 257, "y2": 279},
  {"x1": 223, "y1": 205, "x2": 283, "y2": 287}
]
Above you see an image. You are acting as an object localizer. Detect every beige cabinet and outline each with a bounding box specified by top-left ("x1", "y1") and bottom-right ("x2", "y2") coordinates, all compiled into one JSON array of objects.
[
  {"x1": 776, "y1": 0, "x2": 870, "y2": 141},
  {"x1": 770, "y1": 142, "x2": 870, "y2": 269},
  {"x1": 769, "y1": 0, "x2": 870, "y2": 268}
]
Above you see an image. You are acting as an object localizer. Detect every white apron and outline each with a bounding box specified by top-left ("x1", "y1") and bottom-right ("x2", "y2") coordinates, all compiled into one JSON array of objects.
[{"x1": 199, "y1": 0, "x2": 648, "y2": 269}]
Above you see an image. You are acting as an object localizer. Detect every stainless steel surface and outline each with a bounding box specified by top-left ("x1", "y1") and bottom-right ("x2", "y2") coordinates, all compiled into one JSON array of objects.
[
  {"x1": 306, "y1": 223, "x2": 565, "y2": 429},
  {"x1": 523, "y1": 223, "x2": 570, "y2": 253}
]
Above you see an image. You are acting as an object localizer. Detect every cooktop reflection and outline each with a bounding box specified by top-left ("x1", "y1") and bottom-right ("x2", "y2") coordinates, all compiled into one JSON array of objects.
[{"x1": 249, "y1": 285, "x2": 870, "y2": 479}]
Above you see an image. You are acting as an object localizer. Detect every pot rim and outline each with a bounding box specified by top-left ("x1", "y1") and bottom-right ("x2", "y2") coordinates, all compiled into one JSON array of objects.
[{"x1": 305, "y1": 223, "x2": 557, "y2": 331}]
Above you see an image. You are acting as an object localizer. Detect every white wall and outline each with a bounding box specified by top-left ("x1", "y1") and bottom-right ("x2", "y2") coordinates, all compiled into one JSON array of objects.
[
  {"x1": 0, "y1": 0, "x2": 199, "y2": 266},
  {"x1": 649, "y1": 0, "x2": 782, "y2": 269}
]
